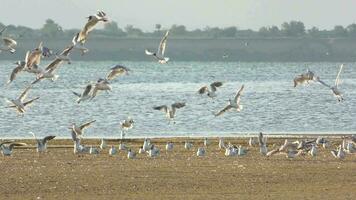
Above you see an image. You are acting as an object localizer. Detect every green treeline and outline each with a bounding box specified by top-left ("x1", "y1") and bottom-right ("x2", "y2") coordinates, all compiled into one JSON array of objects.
[{"x1": 1, "y1": 19, "x2": 356, "y2": 39}]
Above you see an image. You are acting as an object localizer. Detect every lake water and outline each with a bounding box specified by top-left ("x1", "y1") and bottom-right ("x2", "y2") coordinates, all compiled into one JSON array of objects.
[{"x1": 0, "y1": 61, "x2": 355, "y2": 139}]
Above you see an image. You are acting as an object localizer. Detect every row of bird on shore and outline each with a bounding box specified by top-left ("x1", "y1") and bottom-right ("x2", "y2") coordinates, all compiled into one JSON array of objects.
[
  {"x1": 1, "y1": 132, "x2": 356, "y2": 161},
  {"x1": 0, "y1": 10, "x2": 348, "y2": 157}
]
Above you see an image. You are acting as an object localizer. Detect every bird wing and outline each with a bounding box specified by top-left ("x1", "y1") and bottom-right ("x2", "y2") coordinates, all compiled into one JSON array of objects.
[
  {"x1": 19, "y1": 85, "x2": 32, "y2": 101},
  {"x1": 317, "y1": 78, "x2": 331, "y2": 89},
  {"x1": 45, "y1": 59, "x2": 62, "y2": 71},
  {"x1": 214, "y1": 104, "x2": 233, "y2": 117},
  {"x1": 234, "y1": 84, "x2": 245, "y2": 104},
  {"x1": 145, "y1": 49, "x2": 155, "y2": 56},
  {"x1": 0, "y1": 26, "x2": 6, "y2": 35},
  {"x1": 158, "y1": 30, "x2": 169, "y2": 56},
  {"x1": 82, "y1": 84, "x2": 92, "y2": 96},
  {"x1": 8, "y1": 142, "x2": 27, "y2": 150},
  {"x1": 43, "y1": 135, "x2": 56, "y2": 143},
  {"x1": 198, "y1": 86, "x2": 208, "y2": 94},
  {"x1": 3, "y1": 37, "x2": 17, "y2": 47},
  {"x1": 106, "y1": 65, "x2": 129, "y2": 80},
  {"x1": 172, "y1": 102, "x2": 186, "y2": 109},
  {"x1": 60, "y1": 45, "x2": 74, "y2": 56},
  {"x1": 80, "y1": 120, "x2": 96, "y2": 130},
  {"x1": 8, "y1": 65, "x2": 23, "y2": 84},
  {"x1": 153, "y1": 105, "x2": 168, "y2": 113},
  {"x1": 335, "y1": 64, "x2": 344, "y2": 87},
  {"x1": 210, "y1": 81, "x2": 223, "y2": 92},
  {"x1": 23, "y1": 97, "x2": 40, "y2": 106}
]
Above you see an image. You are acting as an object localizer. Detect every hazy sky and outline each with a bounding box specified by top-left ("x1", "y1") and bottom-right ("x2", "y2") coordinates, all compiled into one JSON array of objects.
[{"x1": 1, "y1": 0, "x2": 356, "y2": 31}]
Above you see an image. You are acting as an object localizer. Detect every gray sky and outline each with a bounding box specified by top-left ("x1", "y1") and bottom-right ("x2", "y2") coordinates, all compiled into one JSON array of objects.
[{"x1": 1, "y1": 0, "x2": 356, "y2": 31}]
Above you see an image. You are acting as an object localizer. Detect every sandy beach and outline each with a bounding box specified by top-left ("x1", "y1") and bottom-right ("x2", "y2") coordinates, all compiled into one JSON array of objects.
[{"x1": 0, "y1": 137, "x2": 355, "y2": 199}]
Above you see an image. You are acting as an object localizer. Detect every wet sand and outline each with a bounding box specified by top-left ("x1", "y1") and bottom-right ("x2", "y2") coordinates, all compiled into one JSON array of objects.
[{"x1": 1, "y1": 137, "x2": 356, "y2": 199}]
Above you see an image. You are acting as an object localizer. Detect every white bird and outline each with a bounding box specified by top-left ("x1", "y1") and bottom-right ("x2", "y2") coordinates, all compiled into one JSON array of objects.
[
  {"x1": 203, "y1": 138, "x2": 210, "y2": 147},
  {"x1": 72, "y1": 33, "x2": 89, "y2": 55},
  {"x1": 309, "y1": 144, "x2": 317, "y2": 157},
  {"x1": 25, "y1": 42, "x2": 44, "y2": 70},
  {"x1": 119, "y1": 142, "x2": 127, "y2": 151},
  {"x1": 75, "y1": 10, "x2": 109, "y2": 45},
  {"x1": 145, "y1": 30, "x2": 170, "y2": 64},
  {"x1": 120, "y1": 117, "x2": 134, "y2": 139},
  {"x1": 153, "y1": 102, "x2": 186, "y2": 124},
  {"x1": 214, "y1": 84, "x2": 244, "y2": 117},
  {"x1": 196, "y1": 147, "x2": 206, "y2": 157},
  {"x1": 148, "y1": 145, "x2": 160, "y2": 157},
  {"x1": 89, "y1": 146, "x2": 100, "y2": 155},
  {"x1": 106, "y1": 65, "x2": 130, "y2": 81},
  {"x1": 258, "y1": 132, "x2": 267, "y2": 156},
  {"x1": 91, "y1": 78, "x2": 112, "y2": 99},
  {"x1": 293, "y1": 70, "x2": 317, "y2": 87},
  {"x1": 0, "y1": 37, "x2": 17, "y2": 53},
  {"x1": 237, "y1": 145, "x2": 247, "y2": 156},
  {"x1": 139, "y1": 146, "x2": 145, "y2": 154},
  {"x1": 225, "y1": 145, "x2": 237, "y2": 156},
  {"x1": 198, "y1": 82, "x2": 223, "y2": 98},
  {"x1": 317, "y1": 64, "x2": 345, "y2": 102},
  {"x1": 5, "y1": 85, "x2": 40, "y2": 115},
  {"x1": 69, "y1": 120, "x2": 96, "y2": 141},
  {"x1": 127, "y1": 149, "x2": 136, "y2": 159},
  {"x1": 72, "y1": 84, "x2": 93, "y2": 104},
  {"x1": 331, "y1": 145, "x2": 345, "y2": 159},
  {"x1": 100, "y1": 139, "x2": 107, "y2": 149},
  {"x1": 166, "y1": 142, "x2": 174, "y2": 152},
  {"x1": 0, "y1": 142, "x2": 27, "y2": 156},
  {"x1": 218, "y1": 138, "x2": 225, "y2": 149},
  {"x1": 30, "y1": 132, "x2": 56, "y2": 153},
  {"x1": 345, "y1": 142, "x2": 356, "y2": 154},
  {"x1": 248, "y1": 137, "x2": 257, "y2": 147},
  {"x1": 7, "y1": 61, "x2": 26, "y2": 84},
  {"x1": 143, "y1": 138, "x2": 152, "y2": 151},
  {"x1": 184, "y1": 141, "x2": 193, "y2": 150},
  {"x1": 73, "y1": 140, "x2": 90, "y2": 155},
  {"x1": 109, "y1": 145, "x2": 117, "y2": 156}
]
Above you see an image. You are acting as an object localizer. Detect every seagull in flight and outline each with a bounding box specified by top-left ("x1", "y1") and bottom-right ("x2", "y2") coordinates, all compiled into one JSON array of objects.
[
  {"x1": 4, "y1": 85, "x2": 40, "y2": 115},
  {"x1": 293, "y1": 70, "x2": 317, "y2": 87},
  {"x1": 72, "y1": 84, "x2": 93, "y2": 104},
  {"x1": 0, "y1": 142, "x2": 27, "y2": 156},
  {"x1": 198, "y1": 81, "x2": 223, "y2": 98},
  {"x1": 120, "y1": 117, "x2": 134, "y2": 139},
  {"x1": 69, "y1": 120, "x2": 96, "y2": 141},
  {"x1": 145, "y1": 30, "x2": 170, "y2": 64},
  {"x1": 30, "y1": 132, "x2": 56, "y2": 153},
  {"x1": 153, "y1": 102, "x2": 186, "y2": 124},
  {"x1": 75, "y1": 10, "x2": 109, "y2": 45},
  {"x1": 317, "y1": 64, "x2": 345, "y2": 102},
  {"x1": 91, "y1": 78, "x2": 112, "y2": 99},
  {"x1": 106, "y1": 65, "x2": 130, "y2": 81},
  {"x1": 7, "y1": 61, "x2": 26, "y2": 84},
  {"x1": 214, "y1": 84, "x2": 244, "y2": 117},
  {"x1": 0, "y1": 37, "x2": 17, "y2": 54}
]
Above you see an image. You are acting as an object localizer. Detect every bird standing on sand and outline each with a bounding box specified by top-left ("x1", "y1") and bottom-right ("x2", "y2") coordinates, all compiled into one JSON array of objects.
[
  {"x1": 100, "y1": 139, "x2": 107, "y2": 149},
  {"x1": 197, "y1": 147, "x2": 206, "y2": 157},
  {"x1": 331, "y1": 145, "x2": 345, "y2": 159},
  {"x1": 184, "y1": 141, "x2": 193, "y2": 150},
  {"x1": 198, "y1": 82, "x2": 223, "y2": 98},
  {"x1": 153, "y1": 102, "x2": 186, "y2": 124},
  {"x1": 89, "y1": 146, "x2": 100, "y2": 155},
  {"x1": 4, "y1": 85, "x2": 40, "y2": 115},
  {"x1": 218, "y1": 138, "x2": 225, "y2": 149},
  {"x1": 148, "y1": 145, "x2": 160, "y2": 157},
  {"x1": 109, "y1": 145, "x2": 117, "y2": 156},
  {"x1": 120, "y1": 117, "x2": 134, "y2": 139},
  {"x1": 69, "y1": 120, "x2": 96, "y2": 141},
  {"x1": 145, "y1": 30, "x2": 170, "y2": 64},
  {"x1": 30, "y1": 132, "x2": 56, "y2": 153},
  {"x1": 214, "y1": 85, "x2": 244, "y2": 117},
  {"x1": 166, "y1": 142, "x2": 174, "y2": 152},
  {"x1": 127, "y1": 149, "x2": 136, "y2": 159},
  {"x1": 258, "y1": 132, "x2": 267, "y2": 156},
  {"x1": 309, "y1": 144, "x2": 317, "y2": 157},
  {"x1": 317, "y1": 64, "x2": 345, "y2": 102},
  {"x1": 0, "y1": 142, "x2": 27, "y2": 156}
]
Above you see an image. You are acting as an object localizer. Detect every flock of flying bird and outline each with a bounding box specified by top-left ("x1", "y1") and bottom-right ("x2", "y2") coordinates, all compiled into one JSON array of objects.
[{"x1": 0, "y1": 11, "x2": 351, "y2": 160}]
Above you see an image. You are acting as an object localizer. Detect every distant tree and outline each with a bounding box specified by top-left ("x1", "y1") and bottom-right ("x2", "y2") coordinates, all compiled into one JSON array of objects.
[
  {"x1": 203, "y1": 26, "x2": 221, "y2": 38},
  {"x1": 103, "y1": 21, "x2": 126, "y2": 37},
  {"x1": 125, "y1": 24, "x2": 143, "y2": 37},
  {"x1": 258, "y1": 27, "x2": 269, "y2": 37},
  {"x1": 220, "y1": 26, "x2": 237, "y2": 37},
  {"x1": 41, "y1": 19, "x2": 63, "y2": 38},
  {"x1": 268, "y1": 26, "x2": 281, "y2": 36},
  {"x1": 307, "y1": 27, "x2": 321, "y2": 38},
  {"x1": 346, "y1": 23, "x2": 356, "y2": 37},
  {"x1": 155, "y1": 24, "x2": 162, "y2": 31},
  {"x1": 170, "y1": 24, "x2": 187, "y2": 35},
  {"x1": 332, "y1": 25, "x2": 347, "y2": 37},
  {"x1": 281, "y1": 21, "x2": 305, "y2": 37}
]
